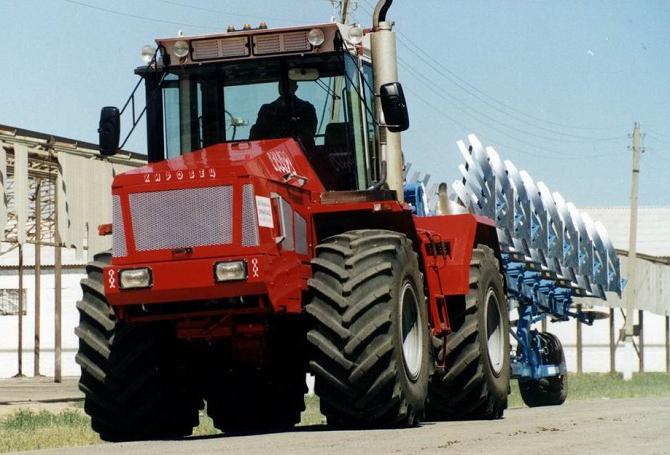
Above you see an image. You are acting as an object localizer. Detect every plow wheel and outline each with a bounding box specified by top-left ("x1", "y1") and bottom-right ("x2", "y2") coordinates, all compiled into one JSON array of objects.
[
  {"x1": 75, "y1": 252, "x2": 203, "y2": 442},
  {"x1": 518, "y1": 332, "x2": 568, "y2": 407},
  {"x1": 306, "y1": 230, "x2": 431, "y2": 428},
  {"x1": 426, "y1": 244, "x2": 510, "y2": 420}
]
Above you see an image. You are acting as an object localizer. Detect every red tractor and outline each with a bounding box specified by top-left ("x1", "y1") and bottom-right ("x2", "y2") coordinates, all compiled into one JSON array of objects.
[{"x1": 78, "y1": 1, "x2": 509, "y2": 440}]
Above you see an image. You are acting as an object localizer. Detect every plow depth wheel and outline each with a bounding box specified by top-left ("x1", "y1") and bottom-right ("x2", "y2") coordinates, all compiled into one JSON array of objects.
[
  {"x1": 518, "y1": 332, "x2": 568, "y2": 407},
  {"x1": 306, "y1": 230, "x2": 431, "y2": 427},
  {"x1": 426, "y1": 244, "x2": 510, "y2": 420}
]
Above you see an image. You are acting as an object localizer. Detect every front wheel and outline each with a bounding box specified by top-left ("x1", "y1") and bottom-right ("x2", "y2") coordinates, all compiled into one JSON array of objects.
[
  {"x1": 306, "y1": 230, "x2": 431, "y2": 427},
  {"x1": 75, "y1": 252, "x2": 202, "y2": 441}
]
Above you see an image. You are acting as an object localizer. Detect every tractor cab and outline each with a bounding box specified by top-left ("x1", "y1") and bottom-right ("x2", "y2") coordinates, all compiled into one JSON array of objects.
[{"x1": 100, "y1": 23, "x2": 409, "y2": 194}]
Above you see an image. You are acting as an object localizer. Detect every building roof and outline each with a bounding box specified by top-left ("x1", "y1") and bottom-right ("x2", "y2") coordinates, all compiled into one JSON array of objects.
[
  {"x1": 582, "y1": 206, "x2": 670, "y2": 258},
  {"x1": 0, "y1": 123, "x2": 145, "y2": 160}
]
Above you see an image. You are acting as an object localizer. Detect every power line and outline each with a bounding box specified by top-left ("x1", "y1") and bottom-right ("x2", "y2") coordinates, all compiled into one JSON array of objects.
[
  {"x1": 398, "y1": 56, "x2": 618, "y2": 159},
  {"x1": 647, "y1": 132, "x2": 670, "y2": 145},
  {"x1": 61, "y1": 0, "x2": 219, "y2": 30},
  {"x1": 647, "y1": 128, "x2": 670, "y2": 139},
  {"x1": 403, "y1": 84, "x2": 613, "y2": 161},
  {"x1": 396, "y1": 38, "x2": 623, "y2": 141},
  {"x1": 397, "y1": 54, "x2": 624, "y2": 147},
  {"x1": 155, "y1": 0, "x2": 295, "y2": 24},
  {"x1": 359, "y1": 0, "x2": 624, "y2": 135}
]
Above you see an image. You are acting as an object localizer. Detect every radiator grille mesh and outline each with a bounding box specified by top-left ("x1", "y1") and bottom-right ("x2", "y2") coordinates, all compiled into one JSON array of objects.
[
  {"x1": 129, "y1": 186, "x2": 233, "y2": 251},
  {"x1": 241, "y1": 184, "x2": 259, "y2": 247},
  {"x1": 112, "y1": 195, "x2": 126, "y2": 257}
]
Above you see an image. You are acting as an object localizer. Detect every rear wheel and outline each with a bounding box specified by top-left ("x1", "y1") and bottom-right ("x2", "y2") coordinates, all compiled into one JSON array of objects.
[
  {"x1": 306, "y1": 230, "x2": 431, "y2": 428},
  {"x1": 75, "y1": 252, "x2": 202, "y2": 442},
  {"x1": 426, "y1": 244, "x2": 510, "y2": 420},
  {"x1": 518, "y1": 332, "x2": 567, "y2": 407}
]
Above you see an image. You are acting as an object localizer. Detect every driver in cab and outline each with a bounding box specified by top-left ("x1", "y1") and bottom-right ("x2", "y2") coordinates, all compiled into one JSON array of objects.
[{"x1": 249, "y1": 77, "x2": 317, "y2": 142}]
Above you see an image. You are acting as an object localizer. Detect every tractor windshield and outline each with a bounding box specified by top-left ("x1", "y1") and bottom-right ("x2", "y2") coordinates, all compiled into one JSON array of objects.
[{"x1": 155, "y1": 52, "x2": 377, "y2": 190}]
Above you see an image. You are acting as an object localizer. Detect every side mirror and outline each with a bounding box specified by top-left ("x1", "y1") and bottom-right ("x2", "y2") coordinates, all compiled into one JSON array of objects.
[
  {"x1": 380, "y1": 82, "x2": 409, "y2": 133},
  {"x1": 98, "y1": 106, "x2": 120, "y2": 156}
]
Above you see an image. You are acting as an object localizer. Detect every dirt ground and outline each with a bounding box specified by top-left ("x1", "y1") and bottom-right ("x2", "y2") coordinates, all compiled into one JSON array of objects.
[
  {"x1": 0, "y1": 377, "x2": 82, "y2": 418},
  {"x1": 9, "y1": 396, "x2": 669, "y2": 455}
]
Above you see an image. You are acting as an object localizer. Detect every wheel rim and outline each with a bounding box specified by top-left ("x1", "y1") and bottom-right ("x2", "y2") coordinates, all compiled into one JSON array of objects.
[
  {"x1": 400, "y1": 282, "x2": 423, "y2": 381},
  {"x1": 485, "y1": 288, "x2": 504, "y2": 376}
]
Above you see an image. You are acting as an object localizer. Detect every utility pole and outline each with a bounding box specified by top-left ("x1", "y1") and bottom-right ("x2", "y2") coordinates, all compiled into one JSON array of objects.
[
  {"x1": 34, "y1": 181, "x2": 42, "y2": 376},
  {"x1": 15, "y1": 244, "x2": 24, "y2": 378},
  {"x1": 623, "y1": 122, "x2": 641, "y2": 381},
  {"x1": 340, "y1": 0, "x2": 350, "y2": 24}
]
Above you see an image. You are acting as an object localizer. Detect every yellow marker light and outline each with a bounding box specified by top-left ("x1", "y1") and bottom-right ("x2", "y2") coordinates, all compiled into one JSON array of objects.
[
  {"x1": 215, "y1": 261, "x2": 248, "y2": 282},
  {"x1": 119, "y1": 268, "x2": 152, "y2": 290}
]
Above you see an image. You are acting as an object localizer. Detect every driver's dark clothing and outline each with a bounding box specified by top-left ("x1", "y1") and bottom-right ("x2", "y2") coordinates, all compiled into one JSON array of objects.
[{"x1": 249, "y1": 95, "x2": 317, "y2": 141}]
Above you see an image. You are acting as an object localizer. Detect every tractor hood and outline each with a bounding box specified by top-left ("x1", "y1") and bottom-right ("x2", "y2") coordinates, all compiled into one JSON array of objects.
[{"x1": 112, "y1": 138, "x2": 325, "y2": 193}]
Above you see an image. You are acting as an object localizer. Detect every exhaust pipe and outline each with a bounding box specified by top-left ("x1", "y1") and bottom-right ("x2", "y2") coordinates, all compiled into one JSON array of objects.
[
  {"x1": 373, "y1": 0, "x2": 393, "y2": 28},
  {"x1": 371, "y1": 0, "x2": 404, "y2": 201}
]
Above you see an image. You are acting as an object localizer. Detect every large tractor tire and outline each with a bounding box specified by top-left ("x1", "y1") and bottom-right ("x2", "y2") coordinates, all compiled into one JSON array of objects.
[
  {"x1": 75, "y1": 252, "x2": 202, "y2": 442},
  {"x1": 426, "y1": 244, "x2": 510, "y2": 420},
  {"x1": 205, "y1": 321, "x2": 307, "y2": 433},
  {"x1": 306, "y1": 230, "x2": 431, "y2": 428},
  {"x1": 518, "y1": 332, "x2": 568, "y2": 407}
]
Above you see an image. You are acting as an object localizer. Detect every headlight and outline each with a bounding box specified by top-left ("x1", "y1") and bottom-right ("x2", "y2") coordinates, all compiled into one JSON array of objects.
[
  {"x1": 119, "y1": 268, "x2": 152, "y2": 290},
  {"x1": 173, "y1": 40, "x2": 190, "y2": 58},
  {"x1": 214, "y1": 261, "x2": 247, "y2": 282},
  {"x1": 307, "y1": 28, "x2": 325, "y2": 47}
]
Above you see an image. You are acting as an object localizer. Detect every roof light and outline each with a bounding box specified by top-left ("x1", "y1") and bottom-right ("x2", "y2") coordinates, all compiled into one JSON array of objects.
[
  {"x1": 348, "y1": 24, "x2": 364, "y2": 45},
  {"x1": 308, "y1": 28, "x2": 325, "y2": 47},
  {"x1": 243, "y1": 23, "x2": 252, "y2": 30},
  {"x1": 227, "y1": 24, "x2": 236, "y2": 32},
  {"x1": 173, "y1": 40, "x2": 190, "y2": 58},
  {"x1": 141, "y1": 45, "x2": 156, "y2": 64},
  {"x1": 259, "y1": 22, "x2": 268, "y2": 29}
]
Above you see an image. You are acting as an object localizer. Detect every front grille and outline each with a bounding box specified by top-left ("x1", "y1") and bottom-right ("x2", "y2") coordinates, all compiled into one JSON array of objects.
[
  {"x1": 241, "y1": 184, "x2": 259, "y2": 247},
  {"x1": 112, "y1": 195, "x2": 127, "y2": 257},
  {"x1": 129, "y1": 186, "x2": 233, "y2": 252}
]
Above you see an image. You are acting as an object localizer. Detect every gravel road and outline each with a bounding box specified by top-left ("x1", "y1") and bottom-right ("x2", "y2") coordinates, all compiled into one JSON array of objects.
[{"x1": 16, "y1": 396, "x2": 670, "y2": 455}]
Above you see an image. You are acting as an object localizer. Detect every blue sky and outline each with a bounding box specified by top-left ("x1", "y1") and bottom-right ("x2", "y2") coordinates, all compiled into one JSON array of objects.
[{"x1": 0, "y1": 0, "x2": 668, "y2": 206}]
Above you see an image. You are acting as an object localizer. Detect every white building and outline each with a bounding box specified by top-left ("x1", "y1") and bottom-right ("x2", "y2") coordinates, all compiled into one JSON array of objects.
[
  {"x1": 0, "y1": 244, "x2": 84, "y2": 377},
  {"x1": 546, "y1": 206, "x2": 670, "y2": 373},
  {"x1": 0, "y1": 124, "x2": 143, "y2": 379}
]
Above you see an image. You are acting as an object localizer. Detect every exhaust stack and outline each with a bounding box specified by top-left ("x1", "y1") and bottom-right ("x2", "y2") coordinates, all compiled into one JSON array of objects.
[{"x1": 371, "y1": 1, "x2": 404, "y2": 202}]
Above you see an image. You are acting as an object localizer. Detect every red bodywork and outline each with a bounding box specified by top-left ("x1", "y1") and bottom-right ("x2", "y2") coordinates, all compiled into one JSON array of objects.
[{"x1": 103, "y1": 138, "x2": 498, "y2": 341}]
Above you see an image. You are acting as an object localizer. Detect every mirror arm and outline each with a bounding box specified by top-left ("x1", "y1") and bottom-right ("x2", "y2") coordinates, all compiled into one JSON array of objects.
[{"x1": 116, "y1": 47, "x2": 167, "y2": 151}]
